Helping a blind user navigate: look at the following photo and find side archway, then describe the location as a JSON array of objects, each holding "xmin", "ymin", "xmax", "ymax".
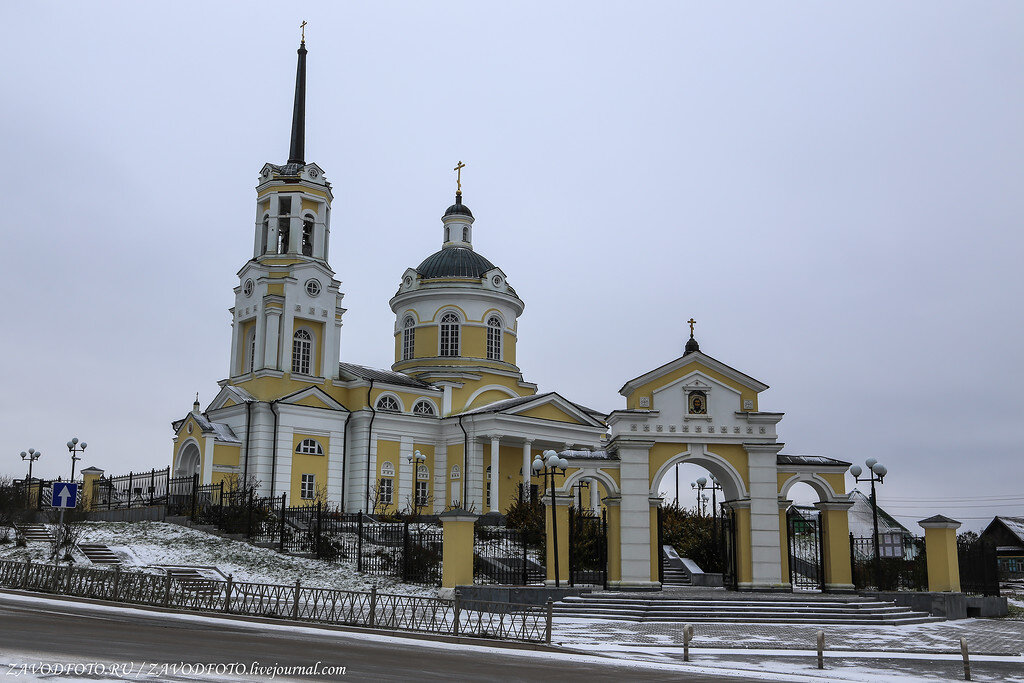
[{"xmin": 175, "ymin": 440, "xmax": 202, "ymax": 477}]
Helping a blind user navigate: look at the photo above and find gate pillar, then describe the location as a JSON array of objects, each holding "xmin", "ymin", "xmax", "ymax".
[
  {"xmin": 778, "ymin": 499, "xmax": 792, "ymax": 590},
  {"xmin": 81, "ymin": 467, "xmax": 105, "ymax": 512},
  {"xmin": 544, "ymin": 492, "xmax": 572, "ymax": 585},
  {"xmin": 440, "ymin": 508, "xmax": 478, "ymax": 588},
  {"xmin": 814, "ymin": 500, "xmax": 855, "ymax": 592},
  {"xmin": 604, "ymin": 496, "xmax": 621, "ymax": 585},
  {"xmin": 919, "ymin": 515, "xmax": 962, "ymax": 592},
  {"xmin": 726, "ymin": 500, "xmax": 753, "ymax": 588}
]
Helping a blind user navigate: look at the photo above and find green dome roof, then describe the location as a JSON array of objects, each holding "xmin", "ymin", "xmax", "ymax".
[{"xmin": 416, "ymin": 247, "xmax": 495, "ymax": 279}]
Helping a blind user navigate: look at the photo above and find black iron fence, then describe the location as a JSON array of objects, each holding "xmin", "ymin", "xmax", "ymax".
[
  {"xmin": 473, "ymin": 524, "xmax": 544, "ymax": 585},
  {"xmin": 13, "ymin": 478, "xmax": 83, "ymax": 511},
  {"xmin": 0, "ymin": 558, "xmax": 550, "ymax": 643},
  {"xmin": 850, "ymin": 534, "xmax": 928, "ymax": 591},
  {"xmin": 568, "ymin": 507, "xmax": 607, "ymax": 588},
  {"xmin": 958, "ymin": 538, "xmax": 1000, "ymax": 597}
]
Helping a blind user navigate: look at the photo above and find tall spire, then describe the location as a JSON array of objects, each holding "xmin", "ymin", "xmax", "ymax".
[{"xmin": 287, "ymin": 25, "xmax": 308, "ymax": 166}]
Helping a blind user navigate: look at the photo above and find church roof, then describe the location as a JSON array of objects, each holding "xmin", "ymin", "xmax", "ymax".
[
  {"xmin": 460, "ymin": 391, "xmax": 605, "ymax": 422},
  {"xmin": 416, "ymin": 247, "xmax": 496, "ymax": 279},
  {"xmin": 338, "ymin": 362, "xmax": 433, "ymax": 389},
  {"xmin": 777, "ymin": 454, "xmax": 851, "ymax": 467}
]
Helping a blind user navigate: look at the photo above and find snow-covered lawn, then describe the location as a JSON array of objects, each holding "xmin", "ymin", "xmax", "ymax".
[{"xmin": 0, "ymin": 521, "xmax": 438, "ymax": 597}]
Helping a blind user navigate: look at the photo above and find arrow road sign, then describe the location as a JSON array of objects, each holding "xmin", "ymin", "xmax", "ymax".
[{"xmin": 51, "ymin": 482, "xmax": 78, "ymax": 509}]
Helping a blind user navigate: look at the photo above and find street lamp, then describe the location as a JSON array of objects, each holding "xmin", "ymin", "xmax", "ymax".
[
  {"xmin": 691, "ymin": 476, "xmax": 720, "ymax": 517},
  {"xmin": 849, "ymin": 458, "xmax": 888, "ymax": 588},
  {"xmin": 532, "ymin": 449, "xmax": 568, "ymax": 587},
  {"xmin": 20, "ymin": 449, "xmax": 41, "ymax": 507},
  {"xmin": 407, "ymin": 449, "xmax": 426, "ymax": 515},
  {"xmin": 66, "ymin": 437, "xmax": 87, "ymax": 480}
]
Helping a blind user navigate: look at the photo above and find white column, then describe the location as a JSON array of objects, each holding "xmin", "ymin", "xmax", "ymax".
[
  {"xmin": 228, "ymin": 314, "xmax": 240, "ymax": 376},
  {"xmin": 744, "ymin": 443, "xmax": 785, "ymax": 589},
  {"xmin": 202, "ymin": 437, "xmax": 215, "ymax": 485},
  {"xmin": 326, "ymin": 427, "xmax": 344, "ymax": 507},
  {"xmin": 522, "ymin": 440, "xmax": 533, "ymax": 502},
  {"xmin": 279, "ymin": 308, "xmax": 295, "ymax": 372},
  {"xmin": 433, "ymin": 443, "xmax": 448, "ymax": 513},
  {"xmin": 615, "ymin": 439, "xmax": 657, "ymax": 589},
  {"xmin": 274, "ymin": 424, "xmax": 294, "ymax": 503},
  {"xmin": 590, "ymin": 477, "xmax": 600, "ymax": 511},
  {"xmin": 264, "ymin": 309, "xmax": 281, "ymax": 370},
  {"xmin": 398, "ymin": 437, "xmax": 413, "ymax": 511},
  {"xmin": 489, "ymin": 435, "xmax": 501, "ymax": 513}
]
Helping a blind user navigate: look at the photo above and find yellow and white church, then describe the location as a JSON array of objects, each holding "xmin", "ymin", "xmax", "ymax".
[{"xmin": 170, "ymin": 38, "xmax": 857, "ymax": 591}]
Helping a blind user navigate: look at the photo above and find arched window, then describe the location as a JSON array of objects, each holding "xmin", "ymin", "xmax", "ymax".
[
  {"xmin": 277, "ymin": 197, "xmax": 291, "ymax": 254},
  {"xmin": 380, "ymin": 461, "xmax": 395, "ymax": 477},
  {"xmin": 301, "ymin": 214, "xmax": 314, "ymax": 256},
  {"xmin": 417, "ymin": 464, "xmax": 430, "ymax": 481},
  {"xmin": 462, "ymin": 226, "xmax": 469, "ymax": 242},
  {"xmin": 295, "ymin": 438, "xmax": 323, "ymax": 455},
  {"xmin": 412, "ymin": 400, "xmax": 435, "ymax": 416},
  {"xmin": 402, "ymin": 317, "xmax": 416, "ymax": 361},
  {"xmin": 439, "ymin": 312, "xmax": 460, "ymax": 357},
  {"xmin": 376, "ymin": 395, "xmax": 400, "ymax": 412},
  {"xmin": 245, "ymin": 328, "xmax": 257, "ymax": 373},
  {"xmin": 486, "ymin": 316, "xmax": 502, "ymax": 360},
  {"xmin": 292, "ymin": 329, "xmax": 312, "ymax": 375},
  {"xmin": 450, "ymin": 465, "xmax": 461, "ymax": 480},
  {"xmin": 261, "ymin": 215, "xmax": 270, "ymax": 254}
]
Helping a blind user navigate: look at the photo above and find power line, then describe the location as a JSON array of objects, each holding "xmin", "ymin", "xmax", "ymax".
[{"xmin": 882, "ymin": 503, "xmax": 1024, "ymax": 509}]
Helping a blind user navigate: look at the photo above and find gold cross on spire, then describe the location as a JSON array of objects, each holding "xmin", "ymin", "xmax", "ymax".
[
  {"xmin": 687, "ymin": 318, "xmax": 697, "ymax": 337},
  {"xmin": 300, "ymin": 20, "xmax": 307, "ymax": 43},
  {"xmin": 454, "ymin": 160, "xmax": 466, "ymax": 195}
]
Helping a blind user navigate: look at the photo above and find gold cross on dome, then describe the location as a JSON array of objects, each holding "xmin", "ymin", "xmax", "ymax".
[
  {"xmin": 300, "ymin": 20, "xmax": 307, "ymax": 43},
  {"xmin": 687, "ymin": 318, "xmax": 697, "ymax": 336},
  {"xmin": 454, "ymin": 160, "xmax": 466, "ymax": 194}
]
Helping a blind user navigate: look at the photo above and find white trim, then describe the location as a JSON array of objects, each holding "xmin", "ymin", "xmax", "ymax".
[
  {"xmin": 560, "ymin": 467, "xmax": 621, "ymax": 496},
  {"xmin": 778, "ymin": 472, "xmax": 842, "ymax": 503},
  {"xmin": 174, "ymin": 438, "xmax": 203, "ymax": 477},
  {"xmin": 463, "ymin": 384, "xmax": 518, "ymax": 407},
  {"xmin": 374, "ymin": 392, "xmax": 404, "ymax": 413},
  {"xmin": 647, "ymin": 444, "xmax": 749, "ymax": 501},
  {"xmin": 411, "ymin": 398, "xmax": 438, "ymax": 416}
]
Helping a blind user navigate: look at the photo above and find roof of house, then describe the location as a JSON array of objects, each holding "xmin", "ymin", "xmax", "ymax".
[
  {"xmin": 777, "ymin": 454, "xmax": 851, "ymax": 467},
  {"xmin": 847, "ymin": 489, "xmax": 912, "ymax": 537}
]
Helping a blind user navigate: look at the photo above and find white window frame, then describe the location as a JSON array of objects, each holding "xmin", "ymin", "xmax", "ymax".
[
  {"xmin": 300, "ymin": 473, "xmax": 315, "ymax": 500},
  {"xmin": 292, "ymin": 328, "xmax": 314, "ymax": 375},
  {"xmin": 295, "ymin": 438, "xmax": 324, "ymax": 455},
  {"xmin": 402, "ymin": 316, "xmax": 416, "ymax": 361},
  {"xmin": 450, "ymin": 465, "xmax": 461, "ymax": 480},
  {"xmin": 412, "ymin": 399, "xmax": 436, "ymax": 416},
  {"xmin": 380, "ymin": 461, "xmax": 396, "ymax": 477},
  {"xmin": 417, "ymin": 464, "xmax": 430, "ymax": 481},
  {"xmin": 486, "ymin": 315, "xmax": 503, "ymax": 361},
  {"xmin": 375, "ymin": 394, "xmax": 401, "ymax": 412},
  {"xmin": 379, "ymin": 477, "xmax": 393, "ymax": 505},
  {"xmin": 439, "ymin": 312, "xmax": 460, "ymax": 357},
  {"xmin": 414, "ymin": 480, "xmax": 429, "ymax": 507}
]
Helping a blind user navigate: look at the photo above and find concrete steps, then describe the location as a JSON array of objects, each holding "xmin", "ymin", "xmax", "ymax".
[
  {"xmin": 661, "ymin": 567, "xmax": 692, "ymax": 587},
  {"xmin": 78, "ymin": 543, "xmax": 121, "ymax": 565},
  {"xmin": 16, "ymin": 524, "xmax": 52, "ymax": 543},
  {"xmin": 554, "ymin": 594, "xmax": 942, "ymax": 625},
  {"xmin": 164, "ymin": 567, "xmax": 223, "ymax": 598}
]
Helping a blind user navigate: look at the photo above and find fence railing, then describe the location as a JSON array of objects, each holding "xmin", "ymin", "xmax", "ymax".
[
  {"xmin": 13, "ymin": 479, "xmax": 83, "ymax": 511},
  {"xmin": 0, "ymin": 558, "xmax": 551, "ymax": 643},
  {"xmin": 850, "ymin": 534, "xmax": 927, "ymax": 591}
]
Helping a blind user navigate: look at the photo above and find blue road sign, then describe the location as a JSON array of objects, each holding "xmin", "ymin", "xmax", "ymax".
[{"xmin": 51, "ymin": 482, "xmax": 78, "ymax": 508}]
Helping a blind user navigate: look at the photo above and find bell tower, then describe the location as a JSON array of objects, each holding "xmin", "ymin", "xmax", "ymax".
[{"xmin": 228, "ymin": 36, "xmax": 346, "ymax": 383}]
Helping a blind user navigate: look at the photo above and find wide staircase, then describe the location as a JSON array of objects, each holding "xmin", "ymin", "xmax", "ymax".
[
  {"xmin": 661, "ymin": 564, "xmax": 692, "ymax": 587},
  {"xmin": 554, "ymin": 593, "xmax": 942, "ymax": 625},
  {"xmin": 16, "ymin": 524, "xmax": 53, "ymax": 543},
  {"xmin": 78, "ymin": 543, "xmax": 121, "ymax": 565}
]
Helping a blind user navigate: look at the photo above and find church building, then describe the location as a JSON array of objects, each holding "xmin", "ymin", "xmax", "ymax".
[{"xmin": 170, "ymin": 37, "xmax": 857, "ymax": 591}]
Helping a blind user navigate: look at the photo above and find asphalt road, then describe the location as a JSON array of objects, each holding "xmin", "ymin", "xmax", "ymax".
[{"xmin": 0, "ymin": 593, "xmax": 761, "ymax": 682}]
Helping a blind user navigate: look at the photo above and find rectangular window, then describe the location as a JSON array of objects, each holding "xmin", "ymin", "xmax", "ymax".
[
  {"xmin": 878, "ymin": 533, "xmax": 904, "ymax": 558},
  {"xmin": 379, "ymin": 478, "xmax": 393, "ymax": 505},
  {"xmin": 300, "ymin": 473, "xmax": 315, "ymax": 500},
  {"xmin": 415, "ymin": 481, "xmax": 429, "ymax": 508},
  {"xmin": 402, "ymin": 326, "xmax": 415, "ymax": 361}
]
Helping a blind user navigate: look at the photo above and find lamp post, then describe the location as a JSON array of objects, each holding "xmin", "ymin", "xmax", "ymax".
[
  {"xmin": 532, "ymin": 449, "xmax": 568, "ymax": 587},
  {"xmin": 849, "ymin": 458, "xmax": 887, "ymax": 589},
  {"xmin": 20, "ymin": 449, "xmax": 41, "ymax": 507},
  {"xmin": 407, "ymin": 449, "xmax": 426, "ymax": 516},
  {"xmin": 691, "ymin": 476, "xmax": 721, "ymax": 517},
  {"xmin": 66, "ymin": 437, "xmax": 87, "ymax": 480}
]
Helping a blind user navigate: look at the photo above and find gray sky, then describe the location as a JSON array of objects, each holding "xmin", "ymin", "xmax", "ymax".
[{"xmin": 2, "ymin": 2, "xmax": 1022, "ymax": 531}]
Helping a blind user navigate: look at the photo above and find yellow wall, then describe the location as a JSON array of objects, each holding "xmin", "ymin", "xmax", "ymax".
[
  {"xmin": 516, "ymin": 404, "xmax": 584, "ymax": 424},
  {"xmin": 375, "ymin": 439, "xmax": 401, "ymax": 513},
  {"xmin": 237, "ymin": 320, "xmax": 255, "ymax": 374},
  {"xmin": 625, "ymin": 359, "xmax": 760, "ymax": 412},
  {"xmin": 646, "ymin": 442, "xmax": 750, "ymax": 495},
  {"xmin": 213, "ymin": 444, "xmax": 240, "ymax": 467},
  {"xmin": 290, "ymin": 433, "xmax": 329, "ymax": 504},
  {"xmin": 290, "ymin": 319, "xmax": 324, "ymax": 377},
  {"xmin": 447, "ymin": 443, "xmax": 464, "ymax": 506}
]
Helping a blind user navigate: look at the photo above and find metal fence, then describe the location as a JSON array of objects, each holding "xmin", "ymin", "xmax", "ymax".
[
  {"xmin": 473, "ymin": 525, "xmax": 544, "ymax": 585},
  {"xmin": 13, "ymin": 479, "xmax": 83, "ymax": 510},
  {"xmin": 0, "ymin": 558, "xmax": 551, "ymax": 643},
  {"xmin": 958, "ymin": 539, "xmax": 1001, "ymax": 597},
  {"xmin": 850, "ymin": 534, "xmax": 928, "ymax": 591}
]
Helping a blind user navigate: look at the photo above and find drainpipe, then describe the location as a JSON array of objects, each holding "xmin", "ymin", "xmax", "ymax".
[
  {"xmin": 269, "ymin": 400, "xmax": 280, "ymax": 498},
  {"xmin": 242, "ymin": 400, "xmax": 253, "ymax": 485},
  {"xmin": 339, "ymin": 403, "xmax": 351, "ymax": 511},
  {"xmin": 364, "ymin": 380, "xmax": 376, "ymax": 513},
  {"xmin": 458, "ymin": 414, "xmax": 469, "ymax": 508}
]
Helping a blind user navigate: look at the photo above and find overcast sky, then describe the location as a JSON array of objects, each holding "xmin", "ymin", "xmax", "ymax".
[{"xmin": 2, "ymin": 2, "xmax": 1021, "ymax": 531}]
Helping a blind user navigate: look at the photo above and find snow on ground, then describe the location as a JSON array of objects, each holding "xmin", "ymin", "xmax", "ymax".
[{"xmin": 0, "ymin": 522, "xmax": 438, "ymax": 597}]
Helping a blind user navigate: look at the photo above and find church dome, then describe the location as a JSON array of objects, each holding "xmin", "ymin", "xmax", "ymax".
[
  {"xmin": 444, "ymin": 201, "xmax": 473, "ymax": 218},
  {"xmin": 416, "ymin": 247, "xmax": 495, "ymax": 279}
]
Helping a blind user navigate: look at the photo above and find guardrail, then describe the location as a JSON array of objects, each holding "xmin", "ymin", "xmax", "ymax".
[{"xmin": 0, "ymin": 558, "xmax": 551, "ymax": 644}]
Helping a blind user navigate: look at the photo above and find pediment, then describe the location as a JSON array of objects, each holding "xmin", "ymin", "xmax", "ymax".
[
  {"xmin": 278, "ymin": 386, "xmax": 346, "ymax": 411},
  {"xmin": 619, "ymin": 351, "xmax": 768, "ymax": 398},
  {"xmin": 208, "ymin": 385, "xmax": 255, "ymax": 411},
  {"xmin": 504, "ymin": 393, "xmax": 605, "ymax": 427}
]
